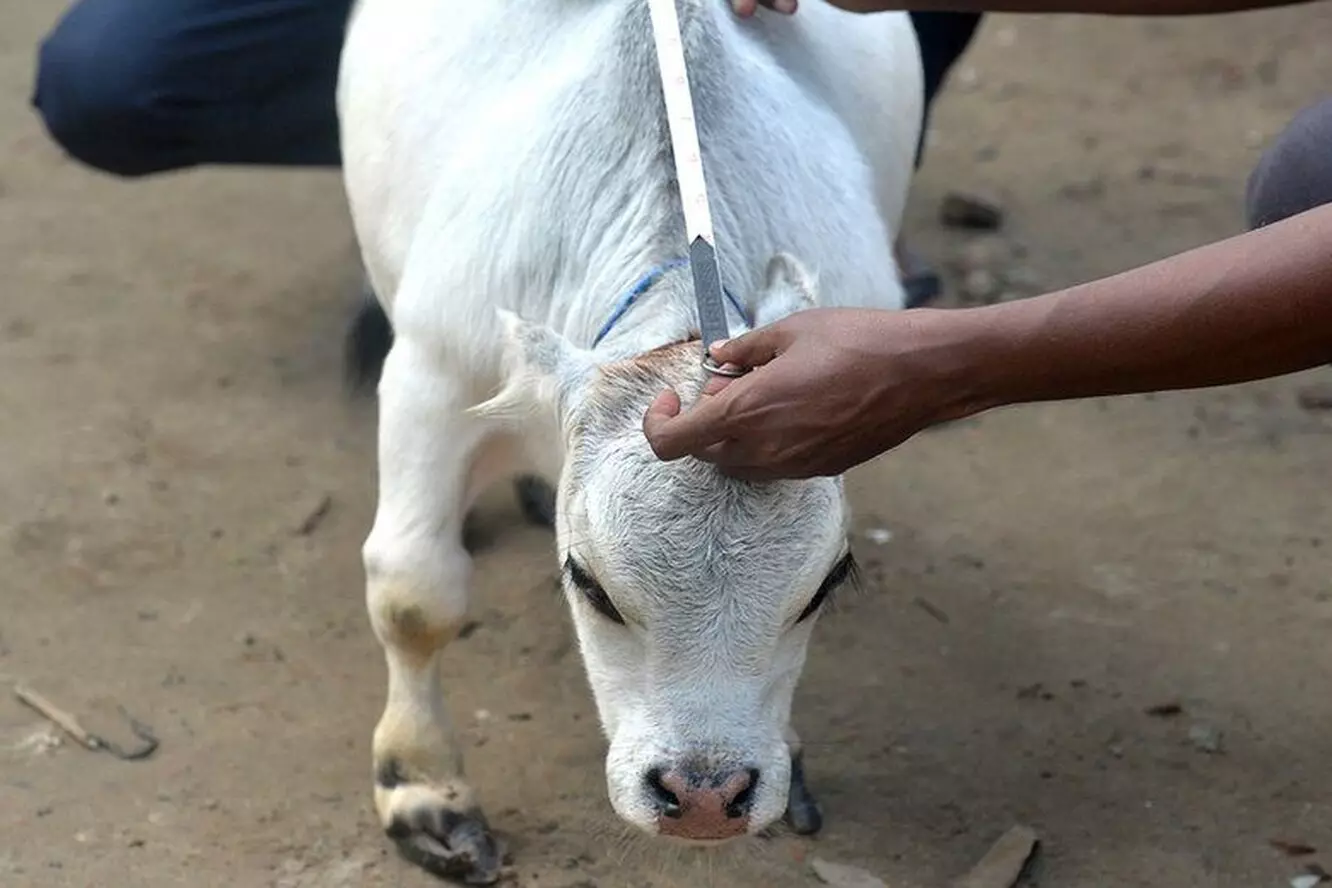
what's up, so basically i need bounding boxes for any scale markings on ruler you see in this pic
[647,0,732,353]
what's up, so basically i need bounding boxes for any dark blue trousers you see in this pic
[29,0,1329,231]
[30,0,353,175]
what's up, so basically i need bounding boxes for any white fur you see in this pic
[337,0,923,855]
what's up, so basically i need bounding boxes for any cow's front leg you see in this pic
[783,725,823,836]
[362,339,511,884]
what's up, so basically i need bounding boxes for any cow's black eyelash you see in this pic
[563,556,625,625]
[796,552,859,624]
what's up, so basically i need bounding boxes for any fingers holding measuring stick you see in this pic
[732,0,799,16]
[642,339,759,463]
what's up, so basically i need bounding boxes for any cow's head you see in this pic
[472,254,854,841]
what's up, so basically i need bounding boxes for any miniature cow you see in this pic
[336,0,923,881]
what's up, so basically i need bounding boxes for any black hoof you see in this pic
[783,751,823,836]
[387,806,503,885]
[896,244,943,309]
[903,270,943,309]
[514,476,556,528]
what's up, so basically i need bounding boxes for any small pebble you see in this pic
[1059,178,1107,201]
[1187,723,1224,754]
[864,528,893,545]
[810,857,888,888]
[954,236,1011,273]
[960,268,1002,303]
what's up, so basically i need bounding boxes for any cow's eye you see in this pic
[564,556,625,625]
[796,552,858,624]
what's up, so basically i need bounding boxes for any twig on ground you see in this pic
[13,684,158,761]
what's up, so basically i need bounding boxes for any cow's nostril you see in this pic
[724,768,759,819]
[645,767,682,819]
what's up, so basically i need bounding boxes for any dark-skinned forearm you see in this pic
[825,0,1315,15]
[946,203,1332,413]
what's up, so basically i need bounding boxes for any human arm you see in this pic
[734,0,1317,16]
[641,203,1332,480]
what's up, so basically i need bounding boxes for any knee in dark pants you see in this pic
[1245,97,1332,230]
[32,14,186,177]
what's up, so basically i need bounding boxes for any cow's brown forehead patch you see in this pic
[598,338,703,389]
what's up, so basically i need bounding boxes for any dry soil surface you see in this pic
[2,4,1331,888]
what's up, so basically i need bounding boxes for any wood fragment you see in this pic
[1145,702,1184,717]
[15,685,98,749]
[1270,839,1317,857]
[913,596,951,624]
[811,858,888,888]
[13,684,158,761]
[953,825,1040,888]
[294,494,333,536]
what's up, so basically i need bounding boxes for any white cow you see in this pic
[336,0,922,881]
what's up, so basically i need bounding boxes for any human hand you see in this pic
[642,307,990,481]
[731,0,798,17]
[731,0,910,16]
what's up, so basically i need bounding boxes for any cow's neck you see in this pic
[585,257,752,365]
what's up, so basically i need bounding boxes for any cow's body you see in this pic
[336,0,922,880]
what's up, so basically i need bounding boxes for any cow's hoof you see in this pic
[384,798,502,884]
[514,475,556,528]
[783,751,823,836]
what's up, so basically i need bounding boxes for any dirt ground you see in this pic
[2,3,1330,887]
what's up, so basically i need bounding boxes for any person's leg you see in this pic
[1245,97,1332,230]
[898,12,985,308]
[909,11,985,168]
[31,0,353,177]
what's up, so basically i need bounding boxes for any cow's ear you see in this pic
[468,310,596,429]
[750,252,820,327]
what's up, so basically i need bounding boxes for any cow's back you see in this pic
[337,0,921,378]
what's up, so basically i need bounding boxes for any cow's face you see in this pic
[474,255,853,841]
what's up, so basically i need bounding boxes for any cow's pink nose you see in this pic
[646,766,759,841]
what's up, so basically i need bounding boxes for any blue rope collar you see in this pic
[591,257,753,348]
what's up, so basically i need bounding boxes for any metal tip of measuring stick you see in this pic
[689,236,731,356]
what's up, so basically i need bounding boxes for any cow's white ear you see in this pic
[751,252,820,327]
[469,310,595,427]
